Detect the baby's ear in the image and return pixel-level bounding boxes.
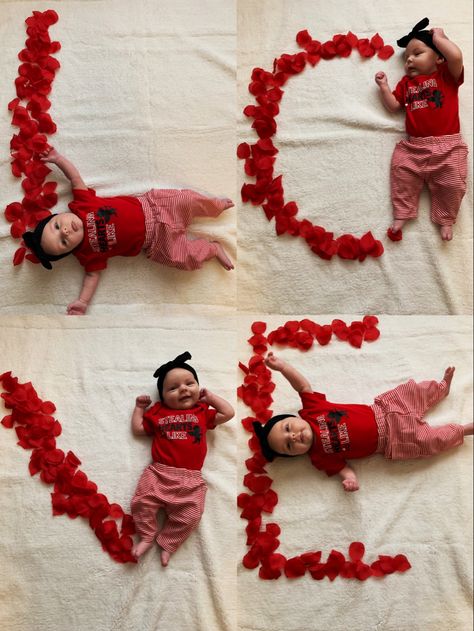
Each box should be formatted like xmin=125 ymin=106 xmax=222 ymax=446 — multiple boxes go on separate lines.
xmin=436 ymin=56 xmax=444 ymax=65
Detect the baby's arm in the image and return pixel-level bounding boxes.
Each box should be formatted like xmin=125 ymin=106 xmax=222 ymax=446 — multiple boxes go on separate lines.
xmin=264 ymin=351 xmax=312 ymax=393
xmin=199 ymin=389 xmax=234 ymax=425
xmin=131 ymin=395 xmax=152 ymax=435
xmin=339 ymin=464 xmax=359 ymax=493
xmin=40 ymin=148 xmax=87 ymax=190
xmin=431 ymin=28 xmax=463 ymax=81
xmin=66 ymin=270 xmax=101 ymax=315
xmin=374 ymin=72 xmax=402 ymax=113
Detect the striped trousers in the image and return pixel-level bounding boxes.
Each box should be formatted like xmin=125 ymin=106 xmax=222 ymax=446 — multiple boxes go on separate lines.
xmin=131 ymin=462 xmax=207 ymax=553
xmin=390 ymin=134 xmax=468 ymax=226
xmin=138 ymin=188 xmax=232 ymax=270
xmin=371 ymin=378 xmax=464 ymax=460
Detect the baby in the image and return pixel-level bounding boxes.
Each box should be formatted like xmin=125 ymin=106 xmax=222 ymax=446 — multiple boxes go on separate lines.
xmin=374 ymin=18 xmax=468 ymax=241
xmin=253 ymin=352 xmax=473 ymax=492
xmin=130 ymin=352 xmax=234 ymax=566
xmin=22 ymin=148 xmax=234 ymax=314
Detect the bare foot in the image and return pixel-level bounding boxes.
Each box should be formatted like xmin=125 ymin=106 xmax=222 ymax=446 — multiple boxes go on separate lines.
xmin=160 ymin=549 xmax=171 ymax=567
xmin=463 ymin=423 xmax=473 ymax=436
xmin=443 ymin=366 xmax=455 ymax=395
xmin=220 ymin=197 xmax=234 ymax=210
xmin=390 ymin=219 xmax=406 ymax=233
xmin=132 ymin=539 xmax=154 ymax=560
xmin=440 ymin=225 xmax=453 ymax=241
xmin=213 ymin=241 xmax=234 ymax=270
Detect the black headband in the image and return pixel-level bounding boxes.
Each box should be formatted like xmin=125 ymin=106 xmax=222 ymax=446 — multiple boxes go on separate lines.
xmin=154 ymin=351 xmax=199 ymax=401
xmin=22 ymin=214 xmax=73 ymax=270
xmin=252 ymin=415 xmax=296 ymax=461
xmin=396 ymin=18 xmax=443 ymax=58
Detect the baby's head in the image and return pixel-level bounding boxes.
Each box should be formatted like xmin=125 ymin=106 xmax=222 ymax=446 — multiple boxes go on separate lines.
xmin=154 ymin=351 xmax=200 ymax=410
xmin=253 ymin=414 xmax=314 ymax=461
xmin=22 ymin=213 xmax=84 ymax=270
xmin=397 ymin=18 xmax=444 ymax=78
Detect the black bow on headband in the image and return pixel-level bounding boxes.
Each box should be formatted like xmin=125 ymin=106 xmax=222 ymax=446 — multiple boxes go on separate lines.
xmin=396 ymin=17 xmax=443 ymax=57
xmin=154 ymin=351 xmax=198 ymax=400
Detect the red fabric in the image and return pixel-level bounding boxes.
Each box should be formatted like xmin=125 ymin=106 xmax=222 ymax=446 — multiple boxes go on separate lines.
xmin=131 ymin=462 xmax=206 ymax=553
xmin=143 ymin=402 xmax=216 ymax=470
xmin=393 ymin=62 xmax=463 ymax=137
xmin=69 ymin=188 xmax=145 ymax=272
xmin=299 ymin=391 xmax=378 ymax=476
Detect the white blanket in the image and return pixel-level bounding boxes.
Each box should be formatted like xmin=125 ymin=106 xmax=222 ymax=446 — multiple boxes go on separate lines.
xmin=237 ymin=0 xmax=473 ymax=314
xmin=0 ymin=0 xmax=236 ymax=315
xmin=0 ymin=314 xmax=237 ymax=631
xmin=238 ymin=315 xmax=473 ymax=631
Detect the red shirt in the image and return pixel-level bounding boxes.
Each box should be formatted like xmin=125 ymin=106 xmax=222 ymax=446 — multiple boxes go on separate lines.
xmin=299 ymin=391 xmax=378 ymax=476
xmin=69 ymin=188 xmax=146 ymax=272
xmin=393 ymin=62 xmax=463 ymax=137
xmin=142 ymin=401 xmax=217 ymax=470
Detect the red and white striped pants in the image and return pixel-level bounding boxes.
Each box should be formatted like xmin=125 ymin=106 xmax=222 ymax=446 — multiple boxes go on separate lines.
xmin=131 ymin=462 xmax=207 ymax=553
xmin=138 ymin=189 xmax=231 ymax=270
xmin=371 ymin=378 xmax=464 ymax=460
xmin=390 ymin=134 xmax=468 ymax=226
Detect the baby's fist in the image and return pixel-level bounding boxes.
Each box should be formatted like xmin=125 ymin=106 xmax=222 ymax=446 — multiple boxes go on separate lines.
xmin=136 ymin=395 xmax=151 ymax=409
xmin=375 ymin=71 xmax=387 ymax=86
xmin=342 ymin=478 xmax=360 ymax=492
xmin=265 ymin=351 xmax=284 ymax=371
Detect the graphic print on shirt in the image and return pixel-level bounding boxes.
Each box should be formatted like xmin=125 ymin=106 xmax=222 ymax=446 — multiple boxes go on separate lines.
xmin=407 ymin=78 xmax=444 ymax=111
xmin=156 ymin=412 xmax=201 ymax=441
xmin=86 ymin=206 xmax=118 ymax=252
xmin=316 ymin=409 xmax=351 ymax=454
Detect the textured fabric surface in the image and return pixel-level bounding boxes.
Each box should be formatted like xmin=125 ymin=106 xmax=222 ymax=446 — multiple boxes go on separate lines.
xmin=238 ymin=315 xmax=473 ymax=631
xmin=0 ymin=0 xmax=236 ymax=315
xmin=0 ymin=314 xmax=237 ymax=631
xmin=237 ymin=0 xmax=472 ymax=314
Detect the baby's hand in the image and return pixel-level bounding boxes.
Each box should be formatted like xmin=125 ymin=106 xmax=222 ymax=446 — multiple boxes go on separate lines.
xmin=199 ymin=388 xmax=211 ymax=403
xmin=374 ymin=71 xmax=387 ymax=86
xmin=430 ymin=27 xmax=446 ymax=40
xmin=342 ymin=478 xmax=360 ymax=493
xmin=66 ymin=300 xmax=88 ymax=316
xmin=264 ymin=351 xmax=285 ymax=371
xmin=39 ymin=147 xmax=61 ymax=163
xmin=136 ymin=395 xmax=151 ymax=409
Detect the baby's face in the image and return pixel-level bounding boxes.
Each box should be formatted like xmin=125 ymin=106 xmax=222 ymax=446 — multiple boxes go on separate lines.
xmin=40 ymin=213 xmax=84 ymax=256
xmin=268 ymin=415 xmax=314 ymax=456
xmin=403 ymin=39 xmax=443 ymax=77
xmin=162 ymin=368 xmax=200 ymax=410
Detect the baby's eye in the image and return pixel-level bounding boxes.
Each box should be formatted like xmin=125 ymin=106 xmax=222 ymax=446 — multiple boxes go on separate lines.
xmin=55 ymin=222 xmax=59 ymax=229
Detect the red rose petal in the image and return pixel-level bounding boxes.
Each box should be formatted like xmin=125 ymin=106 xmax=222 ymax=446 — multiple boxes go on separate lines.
xmin=284 ymin=556 xmax=306 ymax=578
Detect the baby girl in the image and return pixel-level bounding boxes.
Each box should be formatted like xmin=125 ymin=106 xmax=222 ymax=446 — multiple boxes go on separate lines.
xmin=22 ymin=148 xmax=234 ymax=314
xmin=130 ymin=352 xmax=234 ymax=565
xmin=375 ymin=18 xmax=468 ymax=241
xmin=253 ymin=352 xmax=472 ymax=492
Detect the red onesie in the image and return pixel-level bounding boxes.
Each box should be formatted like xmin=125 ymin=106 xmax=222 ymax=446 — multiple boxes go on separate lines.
xmin=392 ymin=62 xmax=463 ymax=137
xmin=299 ymin=391 xmax=378 ymax=476
xmin=142 ymin=401 xmax=217 ymax=469
xmin=69 ymin=188 xmax=145 ymax=272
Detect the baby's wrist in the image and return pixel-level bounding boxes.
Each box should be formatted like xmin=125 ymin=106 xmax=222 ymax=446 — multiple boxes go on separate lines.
xmin=78 ymin=297 xmax=89 ymax=305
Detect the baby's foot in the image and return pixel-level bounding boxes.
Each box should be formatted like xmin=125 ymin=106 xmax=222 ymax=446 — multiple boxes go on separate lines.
xmin=213 ymin=241 xmax=234 ymax=270
xmin=440 ymin=225 xmax=453 ymax=241
xmin=391 ymin=219 xmax=406 ymax=234
xmin=443 ymin=366 xmax=455 ymax=395
xmin=160 ymin=549 xmax=172 ymax=567
xmin=132 ymin=539 xmax=154 ymax=560
xmin=220 ymin=197 xmax=234 ymax=210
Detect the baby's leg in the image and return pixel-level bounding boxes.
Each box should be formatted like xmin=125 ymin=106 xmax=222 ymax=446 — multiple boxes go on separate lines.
xmin=427 ymin=141 xmax=468 ymax=242
xmin=155 ymin=483 xmax=206 ymax=566
xmin=130 ymin=468 xmax=165 ymax=560
xmin=389 ymin=141 xmax=424 ymax=234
